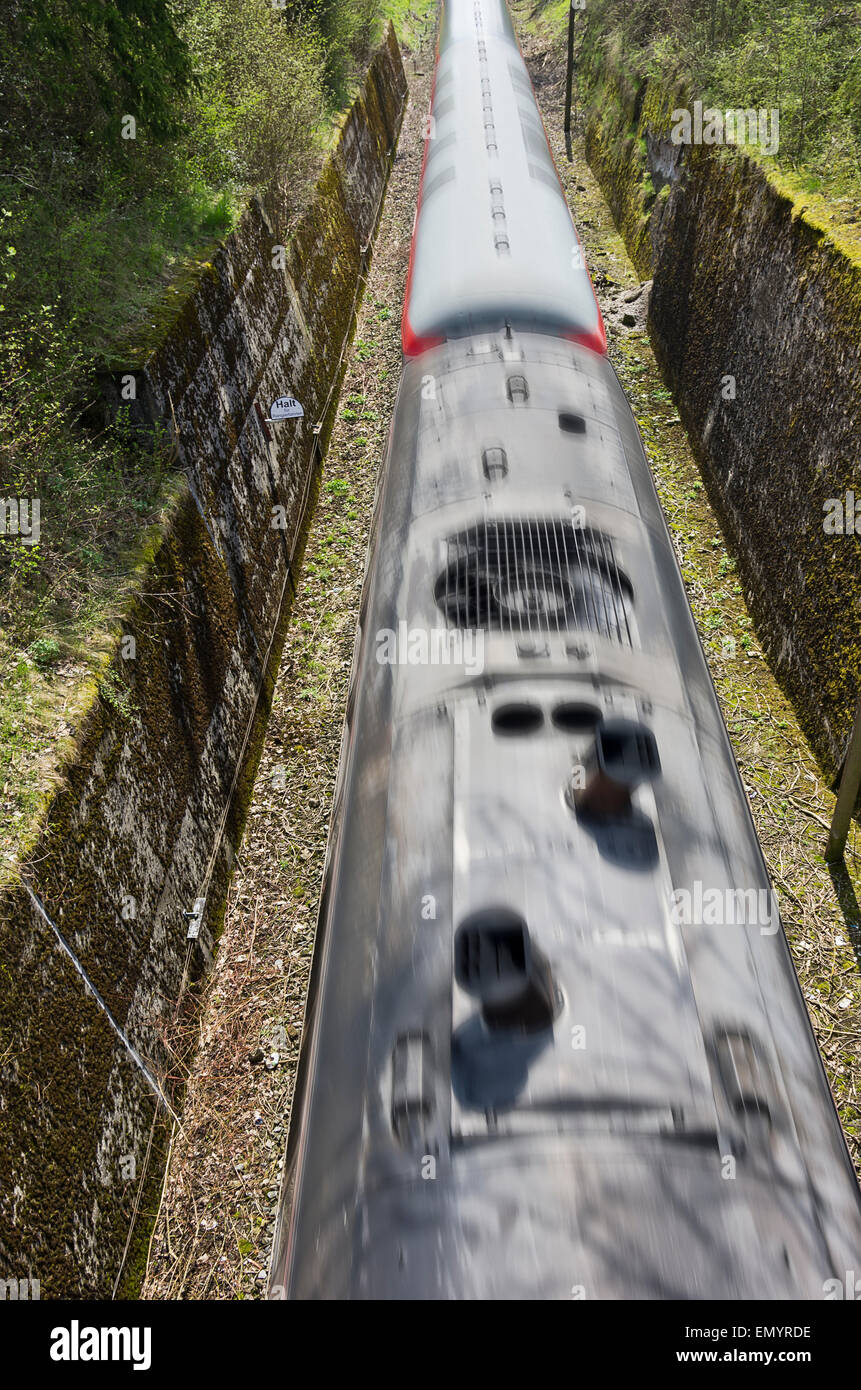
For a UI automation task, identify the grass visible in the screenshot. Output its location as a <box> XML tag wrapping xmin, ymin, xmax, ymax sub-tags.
<box><xmin>531</xmin><ymin>0</ymin><xmax>861</xmax><ymax>231</ymax></box>
<box><xmin>2</xmin><ymin>172</ymin><xmax>242</xmax><ymax>365</ymax></box>
<box><xmin>0</xmin><ymin>461</ymin><xmax>185</xmax><ymax>876</ymax></box>
<box><xmin>0</xmin><ymin>8</ymin><xmax>417</xmax><ymax>874</ymax></box>
<box><xmin>380</xmin><ymin>0</ymin><xmax>437</xmax><ymax>51</ymax></box>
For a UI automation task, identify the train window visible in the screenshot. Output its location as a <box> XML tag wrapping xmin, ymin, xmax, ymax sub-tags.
<box><xmin>491</xmin><ymin>703</ymin><xmax>544</xmax><ymax>736</ymax></box>
<box><xmin>427</xmin><ymin>129</ymin><xmax>457</xmax><ymax>156</ymax></box>
<box><xmin>529</xmin><ymin>161</ymin><xmax>563</xmax><ymax>194</ymax></box>
<box><xmin>551</xmin><ymin>702</ymin><xmax>602</xmax><ymax>733</ymax></box>
<box><xmin>506</xmin><ymin>375</ymin><xmax>529</xmax><ymax>403</ymax></box>
<box><xmin>559</xmin><ymin>412</ymin><xmax>587</xmax><ymax>434</ymax></box>
<box><xmin>422</xmin><ymin>167</ymin><xmax>456</xmax><ymax>203</ymax></box>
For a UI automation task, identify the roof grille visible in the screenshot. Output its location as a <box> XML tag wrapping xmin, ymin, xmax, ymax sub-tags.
<box><xmin>434</xmin><ymin>518</ymin><xmax>634</xmax><ymax>643</ymax></box>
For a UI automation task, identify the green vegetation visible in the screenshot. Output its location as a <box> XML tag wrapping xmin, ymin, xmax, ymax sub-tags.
<box><xmin>580</xmin><ymin>0</ymin><xmax>861</xmax><ymax>206</ymax></box>
<box><xmin>0</xmin><ymin>0</ymin><xmax>414</xmax><ymax>863</ymax></box>
<box><xmin>0</xmin><ymin>1</ymin><xmax>394</xmax><ymax>358</ymax></box>
<box><xmin>1</xmin><ymin>1</ymin><xmax>425</xmax><ymax>355</ymax></box>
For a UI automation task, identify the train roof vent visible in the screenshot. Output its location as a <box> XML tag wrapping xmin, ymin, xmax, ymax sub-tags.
<box><xmin>572</xmin><ymin>719</ymin><xmax>661</xmax><ymax>818</ymax></box>
<box><xmin>455</xmin><ymin>909</ymin><xmax>557</xmax><ymax>1033</ymax></box>
<box><xmin>391</xmin><ymin>1032</ymin><xmax>434</xmax><ymax>1143</ymax></box>
<box><xmin>559</xmin><ymin>412</ymin><xmax>587</xmax><ymax>434</ymax></box>
<box><xmin>491</xmin><ymin>702</ymin><xmax>544</xmax><ymax>736</ymax></box>
<box><xmin>482</xmin><ymin>446</ymin><xmax>508</xmax><ymax>480</ymax></box>
<box><xmin>433</xmin><ymin>518</ymin><xmax>634</xmax><ymax>643</ymax></box>
<box><xmin>715</xmin><ymin>1028</ymin><xmax>774</xmax><ymax>1127</ymax></box>
<box><xmin>506</xmin><ymin>374</ymin><xmax>529</xmax><ymax>404</ymax></box>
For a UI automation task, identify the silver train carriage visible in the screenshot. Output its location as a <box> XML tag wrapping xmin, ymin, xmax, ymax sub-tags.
<box><xmin>269</xmin><ymin>330</ymin><xmax>861</xmax><ymax>1298</ymax></box>
<box><xmin>269</xmin><ymin>0</ymin><xmax>861</xmax><ymax>1299</ymax></box>
<box><xmin>402</xmin><ymin>0</ymin><xmax>605</xmax><ymax>355</ymax></box>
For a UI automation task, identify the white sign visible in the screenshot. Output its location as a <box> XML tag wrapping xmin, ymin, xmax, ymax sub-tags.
<box><xmin>269</xmin><ymin>395</ymin><xmax>304</xmax><ymax>421</ymax></box>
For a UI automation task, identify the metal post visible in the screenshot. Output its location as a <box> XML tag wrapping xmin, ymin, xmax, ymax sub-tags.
<box><xmin>825</xmin><ymin>695</ymin><xmax>861</xmax><ymax>862</ymax></box>
<box><xmin>564</xmin><ymin>0</ymin><xmax>576</xmax><ymax>158</ymax></box>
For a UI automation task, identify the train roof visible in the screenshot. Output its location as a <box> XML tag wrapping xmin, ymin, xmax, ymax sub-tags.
<box><xmin>274</xmin><ymin>335</ymin><xmax>861</xmax><ymax>1298</ymax></box>
<box><xmin>402</xmin><ymin>0</ymin><xmax>605</xmax><ymax>354</ymax></box>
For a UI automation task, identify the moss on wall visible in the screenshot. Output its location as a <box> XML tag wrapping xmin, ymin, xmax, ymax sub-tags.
<box><xmin>0</xmin><ymin>25</ymin><xmax>407</xmax><ymax>1299</ymax></box>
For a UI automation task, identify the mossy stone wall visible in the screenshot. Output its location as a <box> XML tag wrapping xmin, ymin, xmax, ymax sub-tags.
<box><xmin>580</xmin><ymin>31</ymin><xmax>861</xmax><ymax>779</ymax></box>
<box><xmin>0</xmin><ymin>26</ymin><xmax>406</xmax><ymax>1299</ymax></box>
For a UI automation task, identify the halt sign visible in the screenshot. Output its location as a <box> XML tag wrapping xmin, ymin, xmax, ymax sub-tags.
<box><xmin>269</xmin><ymin>395</ymin><xmax>304</xmax><ymax>421</ymax></box>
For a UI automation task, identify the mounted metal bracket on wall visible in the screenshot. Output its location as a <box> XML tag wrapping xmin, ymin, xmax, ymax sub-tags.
<box><xmin>184</xmin><ymin>897</ymin><xmax>206</xmax><ymax>940</ymax></box>
<box><xmin>254</xmin><ymin>400</ymin><xmax>272</xmax><ymax>442</ymax></box>
<box><xmin>825</xmin><ymin>695</ymin><xmax>861</xmax><ymax>862</ymax></box>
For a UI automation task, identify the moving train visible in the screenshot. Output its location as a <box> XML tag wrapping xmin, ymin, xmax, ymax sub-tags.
<box><xmin>269</xmin><ymin>0</ymin><xmax>861</xmax><ymax>1298</ymax></box>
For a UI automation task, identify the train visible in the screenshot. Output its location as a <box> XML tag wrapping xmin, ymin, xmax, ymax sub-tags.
<box><xmin>268</xmin><ymin>0</ymin><xmax>861</xmax><ymax>1298</ymax></box>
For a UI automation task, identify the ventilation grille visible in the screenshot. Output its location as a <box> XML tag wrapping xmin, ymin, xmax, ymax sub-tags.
<box><xmin>434</xmin><ymin>519</ymin><xmax>633</xmax><ymax>643</ymax></box>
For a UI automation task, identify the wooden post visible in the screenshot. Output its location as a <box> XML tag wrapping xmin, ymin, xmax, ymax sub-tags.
<box><xmin>564</xmin><ymin>0</ymin><xmax>576</xmax><ymax>158</ymax></box>
<box><xmin>825</xmin><ymin>695</ymin><xmax>861</xmax><ymax>862</ymax></box>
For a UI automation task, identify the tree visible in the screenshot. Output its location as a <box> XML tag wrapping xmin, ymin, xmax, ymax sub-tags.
<box><xmin>0</xmin><ymin>0</ymin><xmax>195</xmax><ymax>152</ymax></box>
